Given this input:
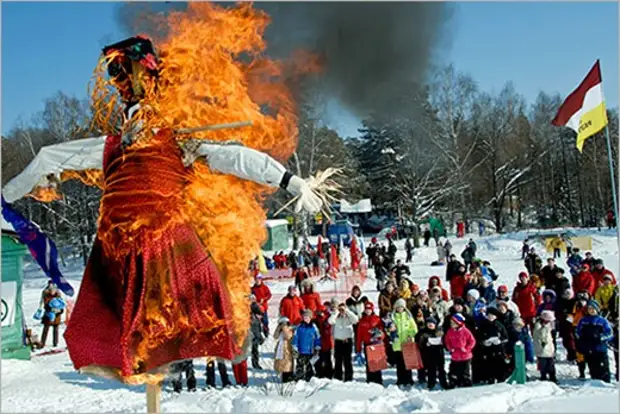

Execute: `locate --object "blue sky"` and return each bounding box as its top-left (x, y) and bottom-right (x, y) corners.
top-left (2, 2), bottom-right (618, 137)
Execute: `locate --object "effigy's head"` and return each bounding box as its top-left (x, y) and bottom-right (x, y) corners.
top-left (102, 36), bottom-right (159, 107)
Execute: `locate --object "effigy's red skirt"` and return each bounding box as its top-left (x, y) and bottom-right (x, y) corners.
top-left (64, 131), bottom-right (238, 382)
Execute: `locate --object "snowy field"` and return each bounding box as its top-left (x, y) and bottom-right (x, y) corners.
top-left (2, 229), bottom-right (619, 412)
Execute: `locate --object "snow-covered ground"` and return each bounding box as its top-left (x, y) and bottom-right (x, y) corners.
top-left (2, 229), bottom-right (619, 412)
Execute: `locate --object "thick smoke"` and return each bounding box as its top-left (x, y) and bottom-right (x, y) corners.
top-left (115, 2), bottom-right (454, 120)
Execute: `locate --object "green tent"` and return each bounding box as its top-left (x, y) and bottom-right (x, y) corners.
top-left (421, 217), bottom-right (446, 237)
top-left (1, 225), bottom-right (31, 360)
top-left (262, 219), bottom-right (289, 252)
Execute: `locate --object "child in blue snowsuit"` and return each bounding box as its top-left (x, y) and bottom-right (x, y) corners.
top-left (576, 300), bottom-right (614, 383)
top-left (292, 309), bottom-right (321, 381)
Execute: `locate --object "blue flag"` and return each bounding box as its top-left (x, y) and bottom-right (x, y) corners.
top-left (1, 196), bottom-right (74, 296)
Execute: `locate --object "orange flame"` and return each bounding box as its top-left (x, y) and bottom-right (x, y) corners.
top-left (86, 1), bottom-right (320, 367)
top-left (28, 186), bottom-right (62, 202)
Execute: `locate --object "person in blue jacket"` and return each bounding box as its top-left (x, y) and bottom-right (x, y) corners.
top-left (575, 300), bottom-right (614, 383)
top-left (292, 309), bottom-right (321, 381)
top-left (567, 248), bottom-right (584, 277)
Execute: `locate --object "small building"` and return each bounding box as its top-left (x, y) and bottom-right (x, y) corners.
top-left (263, 219), bottom-right (289, 252)
top-left (1, 217), bottom-right (31, 360)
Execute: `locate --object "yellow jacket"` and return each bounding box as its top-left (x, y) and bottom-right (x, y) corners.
top-left (550, 237), bottom-right (564, 249)
top-left (594, 284), bottom-right (615, 310)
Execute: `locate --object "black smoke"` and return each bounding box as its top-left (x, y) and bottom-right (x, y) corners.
top-left (115, 2), bottom-right (454, 120)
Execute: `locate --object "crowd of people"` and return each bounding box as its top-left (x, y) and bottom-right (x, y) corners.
top-left (163, 238), bottom-right (618, 392)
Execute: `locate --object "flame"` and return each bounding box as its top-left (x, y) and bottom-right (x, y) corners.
top-left (84, 1), bottom-right (320, 376)
top-left (28, 186), bottom-right (62, 202)
top-left (61, 169), bottom-right (105, 189)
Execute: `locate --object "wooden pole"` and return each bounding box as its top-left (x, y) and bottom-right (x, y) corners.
top-left (146, 383), bottom-right (161, 414)
top-left (175, 120), bottom-right (252, 134)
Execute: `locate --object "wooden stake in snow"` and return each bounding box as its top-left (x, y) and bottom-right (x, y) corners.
top-left (146, 383), bottom-right (161, 414)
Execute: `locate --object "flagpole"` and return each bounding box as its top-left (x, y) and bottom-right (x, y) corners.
top-left (603, 124), bottom-right (620, 244)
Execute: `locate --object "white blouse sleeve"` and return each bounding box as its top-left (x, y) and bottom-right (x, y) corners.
top-left (197, 143), bottom-right (286, 188)
top-left (2, 137), bottom-right (106, 203)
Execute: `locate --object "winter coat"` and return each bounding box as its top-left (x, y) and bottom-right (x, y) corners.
top-left (393, 264), bottom-right (411, 279)
top-left (273, 324), bottom-right (294, 373)
top-left (316, 311), bottom-right (334, 351)
top-left (279, 295), bottom-right (305, 326)
top-left (250, 303), bottom-right (265, 345)
top-left (346, 293), bottom-right (368, 319)
top-left (575, 314), bottom-right (614, 354)
top-left (468, 241), bottom-right (477, 256)
top-left (512, 282), bottom-right (541, 319)
top-left (470, 300), bottom-right (487, 325)
top-left (356, 313), bottom-right (384, 353)
top-left (430, 299), bottom-right (451, 325)
top-left (480, 285), bottom-right (497, 304)
top-left (251, 283), bottom-right (272, 313)
top-left (450, 273), bottom-right (469, 299)
top-left (41, 290), bottom-right (64, 326)
top-left (444, 325), bottom-right (476, 361)
top-left (415, 326), bottom-right (445, 362)
top-left (524, 253), bottom-right (542, 275)
top-left (301, 292), bottom-right (323, 315)
top-left (592, 267), bottom-right (617, 287)
top-left (567, 254), bottom-right (583, 276)
top-left (499, 310), bottom-right (520, 347)
top-left (540, 265), bottom-right (559, 288)
top-left (573, 271), bottom-right (596, 297)
top-left (328, 309), bottom-right (359, 340)
top-left (436, 244), bottom-right (446, 260)
top-left (477, 318), bottom-right (509, 349)
top-left (532, 320), bottom-right (555, 358)
top-left (378, 290), bottom-right (399, 318)
top-left (595, 284), bottom-right (615, 311)
top-left (547, 276), bottom-right (571, 301)
top-left (390, 309), bottom-right (418, 351)
top-left (536, 290), bottom-right (557, 316)
top-left (428, 276), bottom-right (450, 301)
top-left (461, 247), bottom-right (474, 263)
top-left (292, 322), bottom-right (321, 355)
top-left (446, 260), bottom-right (462, 282)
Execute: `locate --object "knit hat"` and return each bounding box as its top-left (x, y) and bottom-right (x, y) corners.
top-left (365, 302), bottom-right (375, 311)
top-left (453, 297), bottom-right (465, 306)
top-left (451, 313), bottom-right (466, 326)
top-left (540, 310), bottom-right (555, 322)
top-left (587, 300), bottom-right (600, 313)
top-left (595, 258), bottom-right (604, 266)
top-left (425, 316), bottom-right (438, 325)
top-left (518, 272), bottom-right (529, 280)
top-left (582, 263), bottom-right (590, 271)
top-left (498, 285), bottom-right (509, 293)
top-left (603, 273), bottom-right (613, 281)
top-left (487, 307), bottom-right (501, 318)
top-left (303, 309), bottom-right (314, 318)
top-left (467, 289), bottom-right (480, 300)
top-left (288, 285), bottom-right (297, 293)
top-left (278, 316), bottom-right (290, 325)
top-left (554, 268), bottom-right (565, 275)
top-left (394, 298), bottom-right (407, 309)
top-left (542, 289), bottom-right (556, 299)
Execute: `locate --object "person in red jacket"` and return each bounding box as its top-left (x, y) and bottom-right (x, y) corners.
top-left (450, 264), bottom-right (470, 300)
top-left (592, 259), bottom-right (617, 287)
top-left (251, 275), bottom-right (272, 334)
top-left (279, 285), bottom-right (305, 326)
top-left (573, 264), bottom-right (596, 297)
top-left (428, 276), bottom-right (450, 301)
top-left (301, 279), bottom-right (323, 316)
top-left (315, 300), bottom-right (336, 378)
top-left (512, 272), bottom-right (541, 332)
top-left (356, 302), bottom-right (385, 384)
